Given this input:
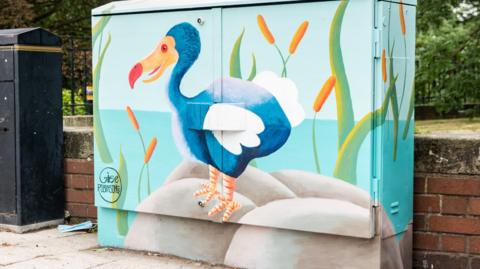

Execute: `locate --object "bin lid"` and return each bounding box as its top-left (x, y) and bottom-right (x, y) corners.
top-left (92, 0), bottom-right (416, 16)
top-left (0, 28), bottom-right (61, 46)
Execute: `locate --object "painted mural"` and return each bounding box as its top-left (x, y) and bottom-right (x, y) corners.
top-left (93, 0), bottom-right (415, 268)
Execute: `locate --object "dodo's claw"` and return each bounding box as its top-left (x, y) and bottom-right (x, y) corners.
top-left (207, 174), bottom-right (240, 221)
top-left (193, 184), bottom-right (219, 207)
top-left (208, 200), bottom-right (241, 222)
top-left (194, 166), bottom-right (221, 207)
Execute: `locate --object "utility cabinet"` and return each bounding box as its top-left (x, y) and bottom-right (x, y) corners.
top-left (93, 1), bottom-right (416, 268)
top-left (0, 28), bottom-right (63, 232)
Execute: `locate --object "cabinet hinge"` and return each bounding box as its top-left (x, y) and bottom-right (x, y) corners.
top-left (373, 28), bottom-right (381, 59)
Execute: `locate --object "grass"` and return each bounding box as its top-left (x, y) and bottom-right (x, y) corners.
top-left (415, 118), bottom-right (480, 134)
top-left (63, 88), bottom-right (90, 116)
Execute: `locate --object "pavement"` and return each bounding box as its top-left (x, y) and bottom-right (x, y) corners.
top-left (0, 228), bottom-right (230, 269)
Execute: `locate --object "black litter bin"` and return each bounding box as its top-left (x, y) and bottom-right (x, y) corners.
top-left (0, 28), bottom-right (63, 232)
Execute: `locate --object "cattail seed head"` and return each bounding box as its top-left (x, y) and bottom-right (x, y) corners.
top-left (313, 75), bottom-right (336, 112)
top-left (144, 137), bottom-right (157, 164)
top-left (257, 15), bottom-right (275, 45)
top-left (126, 106), bottom-right (140, 131)
top-left (399, 1), bottom-right (406, 35)
top-left (289, 21), bottom-right (309, 54)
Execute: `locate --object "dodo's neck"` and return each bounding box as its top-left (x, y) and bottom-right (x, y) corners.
top-left (168, 59), bottom-right (193, 112)
top-left (165, 23), bottom-right (201, 113)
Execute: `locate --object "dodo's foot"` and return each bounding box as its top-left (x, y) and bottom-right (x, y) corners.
top-left (194, 183), bottom-right (220, 207)
top-left (208, 199), bottom-right (241, 222)
top-left (194, 165), bottom-right (220, 207)
top-left (207, 175), bottom-right (241, 222)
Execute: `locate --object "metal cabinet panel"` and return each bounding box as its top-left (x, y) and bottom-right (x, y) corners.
top-left (0, 50), bottom-right (14, 81)
top-left (93, 0), bottom-right (380, 238)
top-left (219, 0), bottom-right (376, 236)
top-left (0, 82), bottom-right (16, 213)
top-left (94, 0), bottom-right (415, 242)
top-left (376, 0), bottom-right (416, 237)
top-left (93, 9), bottom-right (217, 210)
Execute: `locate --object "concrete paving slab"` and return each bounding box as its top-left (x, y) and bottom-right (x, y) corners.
top-left (4, 251), bottom-right (110, 269)
top-left (0, 228), bottom-right (230, 269)
top-left (0, 230), bottom-right (96, 266)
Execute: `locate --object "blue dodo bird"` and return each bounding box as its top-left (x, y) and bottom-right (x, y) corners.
top-left (129, 22), bottom-right (305, 221)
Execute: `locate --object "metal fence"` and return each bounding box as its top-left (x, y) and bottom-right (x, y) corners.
top-left (416, 89), bottom-right (473, 106)
top-left (63, 35), bottom-right (93, 116)
top-left (415, 61), bottom-right (480, 107)
top-left (415, 79), bottom-right (478, 106)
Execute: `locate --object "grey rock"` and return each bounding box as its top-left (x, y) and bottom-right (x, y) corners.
top-left (124, 213), bottom-right (240, 265)
top-left (165, 161), bottom-right (296, 206)
top-left (238, 198), bottom-right (372, 238)
top-left (125, 162), bottom-right (408, 268)
top-left (380, 226), bottom-right (412, 269)
top-left (380, 208), bottom-right (411, 269)
top-left (224, 224), bottom-right (380, 269)
top-left (164, 161), bottom-right (209, 185)
top-left (399, 225), bottom-right (413, 269)
top-left (271, 170), bottom-right (371, 208)
top-left (235, 165), bottom-right (296, 206)
top-left (137, 178), bottom-right (256, 223)
top-left (381, 231), bottom-right (405, 269)
top-left (225, 202), bottom-right (408, 269)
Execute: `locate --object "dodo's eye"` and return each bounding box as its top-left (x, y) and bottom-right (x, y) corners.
top-left (161, 44), bottom-right (168, 53)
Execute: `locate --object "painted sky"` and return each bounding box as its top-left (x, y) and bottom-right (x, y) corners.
top-left (94, 0), bottom-right (376, 120)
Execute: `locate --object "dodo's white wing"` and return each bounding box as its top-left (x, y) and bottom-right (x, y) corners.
top-left (203, 104), bottom-right (265, 155)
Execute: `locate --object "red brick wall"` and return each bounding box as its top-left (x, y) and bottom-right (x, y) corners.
top-left (413, 173), bottom-right (480, 268)
top-left (64, 158), bottom-right (97, 220)
top-left (412, 134), bottom-right (480, 269)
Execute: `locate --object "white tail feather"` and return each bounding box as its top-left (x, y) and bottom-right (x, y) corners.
top-left (252, 71), bottom-right (305, 127)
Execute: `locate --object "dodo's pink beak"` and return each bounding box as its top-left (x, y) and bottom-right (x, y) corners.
top-left (129, 63), bottom-right (143, 89)
top-left (128, 36), bottom-right (179, 90)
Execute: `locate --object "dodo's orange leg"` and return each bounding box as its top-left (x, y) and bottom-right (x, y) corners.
top-left (194, 165), bottom-right (220, 206)
top-left (208, 175), bottom-right (241, 222)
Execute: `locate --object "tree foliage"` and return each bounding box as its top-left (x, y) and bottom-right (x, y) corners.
top-left (0, 0), bottom-right (109, 40)
top-left (0, 0), bottom-right (111, 102)
top-left (416, 0), bottom-right (480, 115)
